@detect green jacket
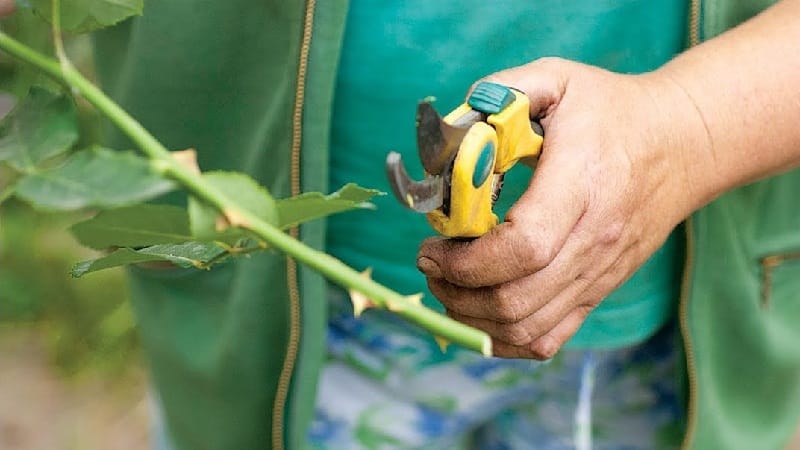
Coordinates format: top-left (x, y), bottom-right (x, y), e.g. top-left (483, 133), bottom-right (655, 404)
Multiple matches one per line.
top-left (94, 1), bottom-right (800, 449)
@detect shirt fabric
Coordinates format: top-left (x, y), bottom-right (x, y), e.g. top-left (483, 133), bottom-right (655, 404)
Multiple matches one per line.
top-left (327, 0), bottom-right (688, 349)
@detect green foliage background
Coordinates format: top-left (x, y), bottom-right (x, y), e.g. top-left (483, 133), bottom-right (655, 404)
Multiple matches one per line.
top-left (0, 199), bottom-right (139, 376)
top-left (0, 13), bottom-right (138, 377)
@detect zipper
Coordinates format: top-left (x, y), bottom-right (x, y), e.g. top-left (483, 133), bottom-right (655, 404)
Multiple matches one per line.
top-left (688, 0), bottom-right (701, 47)
top-left (678, 218), bottom-right (698, 450)
top-left (679, 2), bottom-right (702, 449)
top-left (272, 1), bottom-right (317, 449)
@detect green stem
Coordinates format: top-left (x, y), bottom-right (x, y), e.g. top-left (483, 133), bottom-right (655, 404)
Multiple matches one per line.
top-left (0, 31), bottom-right (492, 356)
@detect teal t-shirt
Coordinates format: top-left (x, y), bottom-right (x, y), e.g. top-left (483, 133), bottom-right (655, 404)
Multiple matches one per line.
top-left (327, 0), bottom-right (687, 349)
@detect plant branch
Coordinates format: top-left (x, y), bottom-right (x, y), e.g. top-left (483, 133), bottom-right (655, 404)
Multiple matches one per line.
top-left (0, 31), bottom-right (492, 356)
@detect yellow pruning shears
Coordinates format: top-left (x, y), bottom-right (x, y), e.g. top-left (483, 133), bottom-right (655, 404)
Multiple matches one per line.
top-left (386, 82), bottom-right (544, 237)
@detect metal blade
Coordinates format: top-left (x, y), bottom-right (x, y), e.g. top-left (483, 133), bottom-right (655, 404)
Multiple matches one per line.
top-left (385, 151), bottom-right (444, 213)
top-left (416, 101), bottom-right (469, 175)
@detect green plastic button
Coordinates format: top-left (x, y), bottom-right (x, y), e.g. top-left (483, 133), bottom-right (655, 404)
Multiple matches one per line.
top-left (472, 142), bottom-right (496, 188)
top-left (468, 82), bottom-right (514, 114)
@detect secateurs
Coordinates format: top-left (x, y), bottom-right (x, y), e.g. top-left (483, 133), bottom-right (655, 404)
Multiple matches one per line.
top-left (385, 81), bottom-right (544, 238)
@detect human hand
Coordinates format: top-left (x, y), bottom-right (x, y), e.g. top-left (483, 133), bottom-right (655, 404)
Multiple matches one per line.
top-left (0, 0), bottom-right (14, 17)
top-left (417, 58), bottom-right (714, 359)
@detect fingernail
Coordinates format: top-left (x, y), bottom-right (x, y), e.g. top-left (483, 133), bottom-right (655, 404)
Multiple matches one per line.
top-left (416, 256), bottom-right (442, 278)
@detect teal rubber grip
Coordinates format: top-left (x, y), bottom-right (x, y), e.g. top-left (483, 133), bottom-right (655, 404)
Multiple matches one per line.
top-left (468, 82), bottom-right (514, 115)
top-left (472, 142), bottom-right (496, 188)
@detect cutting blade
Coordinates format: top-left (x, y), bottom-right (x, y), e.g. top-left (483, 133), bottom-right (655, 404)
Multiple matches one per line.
top-left (385, 151), bottom-right (444, 213)
top-left (416, 101), bottom-right (469, 175)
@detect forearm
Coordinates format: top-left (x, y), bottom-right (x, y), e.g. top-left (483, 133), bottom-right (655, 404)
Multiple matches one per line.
top-left (657, 0), bottom-right (800, 207)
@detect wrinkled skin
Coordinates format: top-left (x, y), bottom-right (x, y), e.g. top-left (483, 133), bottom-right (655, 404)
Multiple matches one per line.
top-left (418, 0), bottom-right (800, 360)
top-left (417, 57), bottom-right (713, 360)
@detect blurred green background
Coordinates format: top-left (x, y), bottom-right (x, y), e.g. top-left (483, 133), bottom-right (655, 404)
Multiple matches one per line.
top-left (0, 198), bottom-right (139, 376)
top-left (0, 12), bottom-right (149, 450)
top-left (0, 9), bottom-right (139, 381)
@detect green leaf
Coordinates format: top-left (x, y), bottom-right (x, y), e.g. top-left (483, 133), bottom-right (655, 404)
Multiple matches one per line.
top-left (188, 171), bottom-right (277, 242)
top-left (29, 0), bottom-right (144, 33)
top-left (0, 87), bottom-right (79, 171)
top-left (14, 146), bottom-right (175, 211)
top-left (70, 204), bottom-right (192, 250)
top-left (0, 184), bottom-right (15, 205)
top-left (71, 242), bottom-right (227, 277)
top-left (276, 183), bottom-right (383, 229)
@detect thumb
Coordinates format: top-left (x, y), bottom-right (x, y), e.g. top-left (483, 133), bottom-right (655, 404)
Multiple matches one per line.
top-left (477, 57), bottom-right (572, 120)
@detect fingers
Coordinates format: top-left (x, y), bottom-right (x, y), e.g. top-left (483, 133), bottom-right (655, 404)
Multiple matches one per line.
top-left (417, 149), bottom-right (587, 288)
top-left (491, 306), bottom-right (594, 360)
top-left (445, 280), bottom-right (594, 359)
top-left (427, 277), bottom-right (549, 324)
top-left (425, 227), bottom-right (591, 322)
top-left (439, 235), bottom-right (638, 359)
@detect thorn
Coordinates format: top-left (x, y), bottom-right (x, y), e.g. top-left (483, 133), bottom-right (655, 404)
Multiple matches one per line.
top-left (385, 299), bottom-right (403, 312)
top-left (434, 336), bottom-right (450, 353)
top-left (215, 215), bottom-right (230, 232)
top-left (350, 291), bottom-right (374, 317)
top-left (172, 148), bottom-right (201, 175)
top-left (348, 269), bottom-right (375, 318)
top-left (222, 207), bottom-right (251, 229)
top-left (405, 293), bottom-right (423, 306)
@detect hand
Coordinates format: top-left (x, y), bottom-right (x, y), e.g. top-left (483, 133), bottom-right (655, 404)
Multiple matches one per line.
top-left (417, 57), bottom-right (713, 359)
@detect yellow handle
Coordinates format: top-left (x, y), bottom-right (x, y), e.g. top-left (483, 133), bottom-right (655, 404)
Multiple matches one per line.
top-left (427, 122), bottom-right (499, 237)
top-left (426, 85), bottom-right (543, 237)
top-left (488, 89), bottom-right (543, 172)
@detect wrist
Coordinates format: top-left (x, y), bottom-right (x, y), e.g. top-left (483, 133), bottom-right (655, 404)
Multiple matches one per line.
top-left (639, 69), bottom-right (722, 217)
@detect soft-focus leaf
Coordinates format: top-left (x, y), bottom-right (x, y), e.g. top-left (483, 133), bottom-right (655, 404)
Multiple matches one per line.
top-left (276, 183), bottom-right (383, 229)
top-left (0, 87), bottom-right (79, 171)
top-left (0, 10), bottom-right (61, 96)
top-left (0, 183), bottom-right (15, 205)
top-left (188, 171), bottom-right (277, 242)
top-left (14, 146), bottom-right (175, 210)
top-left (71, 242), bottom-right (227, 277)
top-left (29, 0), bottom-right (144, 33)
top-left (70, 204), bottom-right (191, 249)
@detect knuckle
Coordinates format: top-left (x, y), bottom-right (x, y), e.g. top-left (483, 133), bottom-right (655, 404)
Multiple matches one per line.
top-left (508, 222), bottom-right (557, 270)
top-left (534, 56), bottom-right (566, 69)
top-left (447, 258), bottom-right (481, 287)
top-left (598, 219), bottom-right (625, 247)
top-left (528, 335), bottom-right (560, 360)
top-left (492, 286), bottom-right (527, 324)
top-left (426, 278), bottom-right (448, 303)
top-left (497, 323), bottom-right (533, 347)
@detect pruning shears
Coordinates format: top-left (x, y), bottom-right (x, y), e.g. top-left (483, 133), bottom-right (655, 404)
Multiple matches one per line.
top-left (385, 81), bottom-right (544, 237)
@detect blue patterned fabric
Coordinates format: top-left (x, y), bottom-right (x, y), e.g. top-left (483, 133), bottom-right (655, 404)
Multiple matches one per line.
top-left (308, 290), bottom-right (683, 449)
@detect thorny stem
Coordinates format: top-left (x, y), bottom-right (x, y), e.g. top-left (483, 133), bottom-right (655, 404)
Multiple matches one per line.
top-left (0, 31), bottom-right (492, 356)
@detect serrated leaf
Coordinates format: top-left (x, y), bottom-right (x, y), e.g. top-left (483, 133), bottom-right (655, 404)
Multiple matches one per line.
top-left (188, 171), bottom-right (277, 242)
top-left (70, 204), bottom-right (192, 250)
top-left (29, 0), bottom-right (144, 33)
top-left (14, 146), bottom-right (175, 211)
top-left (0, 87), bottom-right (79, 171)
top-left (276, 183), bottom-right (383, 229)
top-left (71, 241), bottom-right (227, 277)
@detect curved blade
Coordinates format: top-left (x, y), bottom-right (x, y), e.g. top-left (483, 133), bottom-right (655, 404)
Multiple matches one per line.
top-left (416, 101), bottom-right (468, 175)
top-left (385, 151), bottom-right (443, 213)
